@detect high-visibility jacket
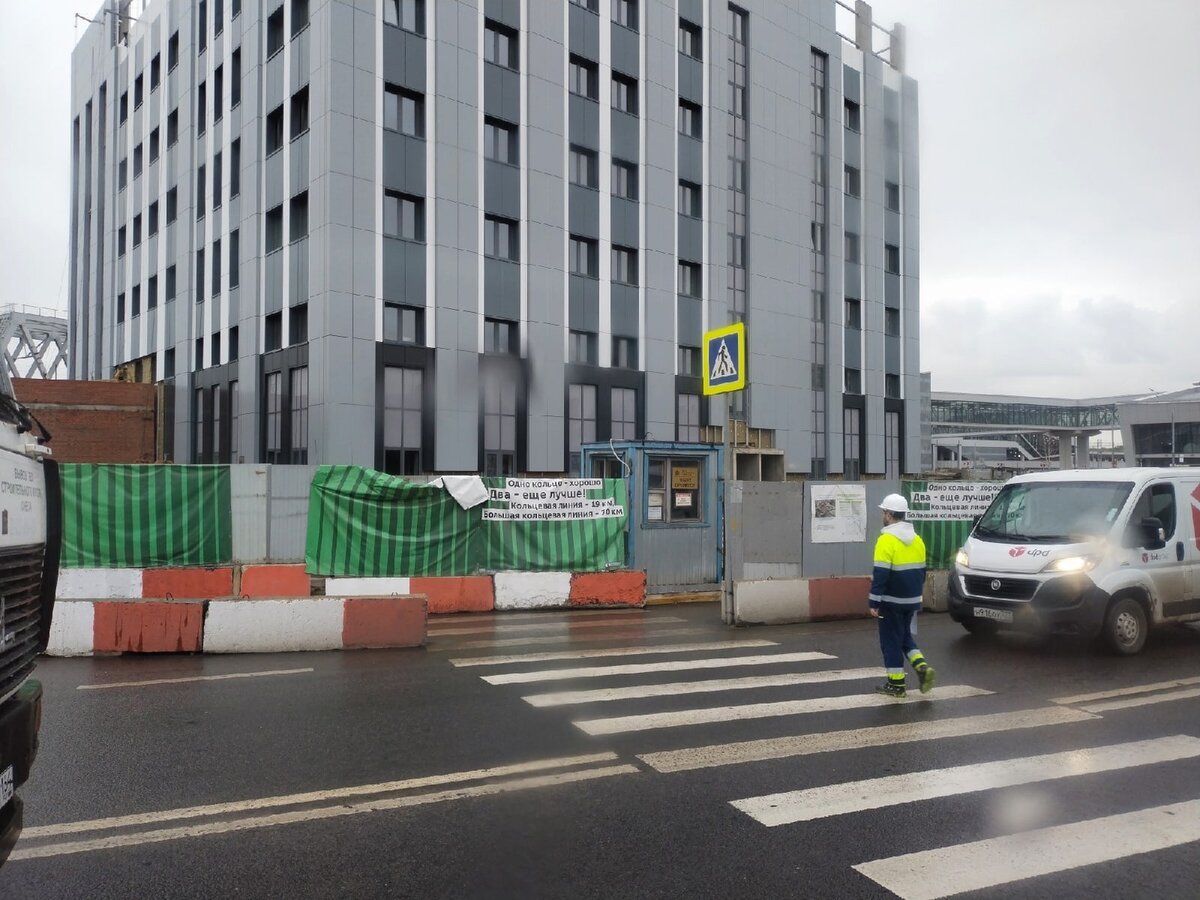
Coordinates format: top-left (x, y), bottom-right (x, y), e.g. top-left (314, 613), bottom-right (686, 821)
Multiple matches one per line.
top-left (868, 522), bottom-right (926, 609)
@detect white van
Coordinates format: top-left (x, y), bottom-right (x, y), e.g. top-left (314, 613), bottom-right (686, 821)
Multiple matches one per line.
top-left (948, 467), bottom-right (1200, 654)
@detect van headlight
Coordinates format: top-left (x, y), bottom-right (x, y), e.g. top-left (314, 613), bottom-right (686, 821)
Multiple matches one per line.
top-left (1043, 555), bottom-right (1099, 574)
top-left (955, 549), bottom-right (969, 568)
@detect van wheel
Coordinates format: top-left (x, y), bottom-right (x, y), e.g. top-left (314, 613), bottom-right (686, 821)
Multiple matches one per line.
top-left (1103, 597), bottom-right (1148, 655)
top-left (961, 618), bottom-right (999, 636)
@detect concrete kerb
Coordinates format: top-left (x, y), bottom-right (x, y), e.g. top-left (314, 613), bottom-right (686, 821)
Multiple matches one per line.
top-left (734, 577), bottom-right (873, 626)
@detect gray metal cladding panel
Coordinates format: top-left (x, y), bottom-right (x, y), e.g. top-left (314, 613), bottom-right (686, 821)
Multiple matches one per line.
top-left (844, 134), bottom-right (860, 168)
top-left (383, 26), bottom-right (427, 91)
top-left (383, 237), bottom-right (427, 305)
top-left (677, 214), bottom-right (702, 262)
top-left (885, 335), bottom-right (900, 374)
top-left (885, 151), bottom-right (901, 183)
top-left (265, 150), bottom-right (285, 210)
top-left (383, 131), bottom-right (427, 195)
top-left (843, 65), bottom-right (861, 101)
top-left (611, 284), bottom-right (639, 337)
top-left (677, 295), bottom-right (702, 346)
top-left (844, 329), bottom-right (862, 369)
top-left (268, 464), bottom-right (322, 561)
top-left (484, 257), bottom-right (520, 320)
top-left (611, 110), bottom-right (639, 161)
top-left (568, 3), bottom-right (600, 59)
top-left (677, 135), bottom-right (702, 183)
top-left (289, 237), bottom-right (309, 307)
top-left (800, 480), bottom-right (897, 578)
top-left (611, 23), bottom-right (639, 77)
top-left (569, 95), bottom-right (600, 149)
top-left (484, 64), bottom-right (520, 122)
top-left (265, 52), bottom-right (285, 112)
top-left (678, 55), bottom-right (702, 104)
top-left (640, 523), bottom-right (718, 589)
top-left (485, 0), bottom-right (520, 30)
top-left (484, 160), bottom-right (520, 216)
top-left (290, 131), bottom-right (310, 195)
top-left (844, 200), bottom-right (861, 235)
top-left (611, 197), bottom-right (639, 245)
top-left (228, 286), bottom-right (240, 323)
top-left (885, 272), bottom-right (900, 308)
top-left (568, 185), bottom-right (600, 237)
top-left (679, 0), bottom-right (703, 25)
top-left (291, 28), bottom-right (311, 93)
top-left (265, 250), bottom-right (284, 314)
top-left (845, 261), bottom-right (862, 298)
top-left (569, 275), bottom-right (600, 331)
top-left (727, 482), bottom-right (805, 582)
top-left (885, 210), bottom-right (900, 244)
top-left (230, 464), bottom-right (269, 563)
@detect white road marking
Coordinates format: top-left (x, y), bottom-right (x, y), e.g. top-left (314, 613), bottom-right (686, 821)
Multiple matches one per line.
top-left (733, 735), bottom-right (1200, 826)
top-left (10, 764), bottom-right (639, 862)
top-left (853, 799), bottom-right (1200, 900)
top-left (640, 706), bottom-right (1098, 773)
top-left (482, 651), bottom-right (836, 685)
top-left (428, 615), bottom-right (684, 637)
top-left (577, 685), bottom-right (991, 736)
top-left (450, 639), bottom-right (778, 667)
top-left (523, 668), bottom-right (880, 707)
top-left (1079, 686), bottom-right (1200, 714)
top-left (20, 752), bottom-right (621, 840)
top-left (431, 627), bottom-right (708, 651)
top-left (1052, 676), bottom-right (1200, 706)
top-left (77, 668), bottom-right (315, 691)
top-left (433, 608), bottom-right (661, 624)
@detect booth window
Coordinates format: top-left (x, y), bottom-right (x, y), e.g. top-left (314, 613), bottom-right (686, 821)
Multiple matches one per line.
top-left (647, 457), bottom-right (702, 524)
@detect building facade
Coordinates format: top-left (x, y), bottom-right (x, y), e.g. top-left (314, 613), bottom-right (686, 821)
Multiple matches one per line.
top-left (69, 0), bottom-right (920, 475)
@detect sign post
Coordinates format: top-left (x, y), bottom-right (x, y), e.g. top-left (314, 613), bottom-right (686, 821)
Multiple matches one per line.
top-left (703, 322), bottom-right (746, 626)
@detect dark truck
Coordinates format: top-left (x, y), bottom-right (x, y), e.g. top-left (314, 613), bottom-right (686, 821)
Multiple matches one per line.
top-left (0, 375), bottom-right (60, 867)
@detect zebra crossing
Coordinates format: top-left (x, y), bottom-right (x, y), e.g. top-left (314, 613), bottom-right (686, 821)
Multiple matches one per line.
top-left (431, 609), bottom-right (1200, 898)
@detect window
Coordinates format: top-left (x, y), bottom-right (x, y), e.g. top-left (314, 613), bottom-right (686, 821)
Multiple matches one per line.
top-left (149, 127), bottom-right (160, 162)
top-left (384, 0), bottom-right (425, 35)
top-left (196, 164), bottom-right (206, 219)
top-left (886, 181), bottom-right (900, 212)
top-left (292, 0), bottom-right (309, 36)
top-left (811, 222), bottom-right (824, 253)
top-left (569, 146), bottom-right (598, 188)
top-left (845, 367), bottom-right (862, 395)
top-left (677, 394), bottom-right (701, 442)
top-left (167, 108), bottom-right (179, 145)
top-left (567, 384), bottom-right (597, 474)
top-left (569, 236), bottom-right (598, 277)
top-left (570, 0), bottom-right (598, 10)
top-left (212, 238), bottom-right (221, 295)
top-left (211, 384), bottom-right (222, 460)
top-left (148, 201), bottom-right (159, 236)
top-left (484, 117), bottom-right (517, 164)
top-left (198, 0), bottom-right (208, 51)
top-left (119, 91), bottom-right (128, 123)
top-left (844, 99), bottom-right (860, 132)
top-left (844, 407), bottom-right (862, 479)
top-left (231, 139), bottom-right (241, 196)
top-left (844, 165), bottom-right (860, 198)
top-left (266, 205), bottom-right (284, 252)
top-left (231, 49), bottom-right (242, 107)
top-left (611, 388), bottom-right (637, 440)
top-left (611, 246), bottom-right (637, 285)
top-left (648, 457), bottom-right (702, 523)
top-left (569, 330), bottom-right (597, 365)
top-left (885, 307), bottom-right (900, 336)
top-left (728, 233), bottom-right (745, 267)
top-left (266, 104), bottom-right (284, 154)
top-left (845, 232), bottom-right (859, 264)
top-left (885, 243), bottom-right (901, 274)
top-left (168, 32), bottom-right (179, 71)
top-left (166, 265), bottom-right (177, 301)
top-left (612, 160), bottom-right (637, 200)
top-left (229, 380), bottom-right (239, 460)
top-left (134, 74), bottom-right (144, 109)
top-left (132, 214), bottom-right (142, 247)
top-left (483, 376), bottom-right (517, 476)
top-left (289, 192), bottom-right (309, 241)
top-left (384, 366), bottom-right (424, 475)
top-left (678, 180), bottom-right (701, 217)
top-left (383, 191), bottom-right (424, 240)
top-left (118, 226), bottom-right (127, 256)
top-left (484, 20), bottom-right (517, 69)
top-left (229, 327), bottom-right (239, 360)
top-left (384, 303), bottom-right (425, 344)
top-left (845, 298), bottom-right (861, 329)
top-left (484, 215), bottom-right (518, 261)
top-left (229, 230), bottom-right (240, 287)
top-left (612, 336), bottom-right (637, 369)
top-left (678, 100), bottom-right (701, 138)
top-left (484, 317), bottom-right (517, 354)
top-left (611, 74), bottom-right (638, 115)
top-left (267, 5), bottom-right (285, 57)
top-left (569, 56), bottom-right (598, 100)
top-left (117, 292), bottom-right (126, 323)
top-left (885, 374), bottom-right (901, 399)
top-left (290, 86), bottom-right (309, 138)
top-left (132, 284), bottom-right (141, 317)
top-left (384, 85), bottom-right (424, 137)
top-left (265, 311), bottom-right (283, 351)
top-left (678, 261), bottom-right (701, 297)
top-left (1126, 484), bottom-right (1178, 545)
top-left (213, 65), bottom-right (223, 122)
top-left (197, 81), bottom-right (206, 135)
top-left (195, 387), bottom-right (207, 460)
top-left (678, 345), bottom-right (700, 376)
top-left (264, 371), bottom-right (282, 462)
top-left (884, 411), bottom-right (901, 479)
top-left (150, 54), bottom-right (161, 90)
top-left (213, 151), bottom-right (222, 209)
top-left (196, 247), bottom-right (205, 298)
top-left (884, 117), bottom-right (899, 148)
top-left (289, 366), bottom-right (308, 462)
top-left (679, 20), bottom-right (702, 60)
top-left (613, 0), bottom-right (637, 29)
top-left (290, 304), bottom-right (308, 344)
top-left (233, 0), bottom-right (241, 18)
top-left (214, 0), bottom-right (224, 34)
top-left (812, 363), bottom-right (825, 390)
top-left (118, 158), bottom-right (128, 190)
top-left (133, 142), bottom-right (143, 177)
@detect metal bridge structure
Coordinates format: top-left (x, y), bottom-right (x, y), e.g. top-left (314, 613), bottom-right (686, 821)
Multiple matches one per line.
top-left (0, 305), bottom-right (69, 381)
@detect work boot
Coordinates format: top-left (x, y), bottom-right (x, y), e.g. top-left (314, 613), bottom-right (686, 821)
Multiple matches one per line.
top-left (915, 662), bottom-right (936, 694)
top-left (874, 680), bottom-right (906, 699)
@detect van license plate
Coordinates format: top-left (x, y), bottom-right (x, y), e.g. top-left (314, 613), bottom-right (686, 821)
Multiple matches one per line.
top-left (0, 765), bottom-right (13, 807)
top-left (974, 607), bottom-right (1014, 623)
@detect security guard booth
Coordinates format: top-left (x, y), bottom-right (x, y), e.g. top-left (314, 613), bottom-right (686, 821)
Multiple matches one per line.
top-left (582, 440), bottom-right (723, 594)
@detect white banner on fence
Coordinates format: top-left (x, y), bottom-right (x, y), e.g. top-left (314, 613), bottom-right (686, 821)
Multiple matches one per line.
top-left (811, 485), bottom-right (867, 544)
top-left (483, 479), bottom-right (625, 522)
top-left (907, 482), bottom-right (1002, 522)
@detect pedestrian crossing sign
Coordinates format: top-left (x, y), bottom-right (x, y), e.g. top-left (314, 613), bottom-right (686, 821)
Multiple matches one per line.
top-left (702, 323), bottom-right (746, 395)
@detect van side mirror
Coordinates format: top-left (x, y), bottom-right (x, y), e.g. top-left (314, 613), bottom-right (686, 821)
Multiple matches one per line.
top-left (1140, 516), bottom-right (1166, 551)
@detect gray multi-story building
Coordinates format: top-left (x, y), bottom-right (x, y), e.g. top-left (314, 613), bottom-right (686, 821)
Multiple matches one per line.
top-left (69, 0), bottom-right (920, 477)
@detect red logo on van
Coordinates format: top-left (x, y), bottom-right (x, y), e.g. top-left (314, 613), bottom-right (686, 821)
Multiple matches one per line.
top-left (1009, 547), bottom-right (1026, 558)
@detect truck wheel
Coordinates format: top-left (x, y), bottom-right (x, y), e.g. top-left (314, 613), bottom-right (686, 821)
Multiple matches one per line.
top-left (1103, 597), bottom-right (1148, 655)
top-left (961, 618), bottom-right (999, 636)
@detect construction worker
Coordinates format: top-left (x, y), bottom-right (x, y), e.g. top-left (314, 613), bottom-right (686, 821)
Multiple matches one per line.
top-left (869, 494), bottom-right (935, 698)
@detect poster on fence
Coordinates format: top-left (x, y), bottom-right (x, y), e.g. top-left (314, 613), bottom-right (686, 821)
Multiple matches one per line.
top-left (482, 479), bottom-right (625, 522)
top-left (810, 484), bottom-right (867, 544)
top-left (903, 480), bottom-right (1003, 569)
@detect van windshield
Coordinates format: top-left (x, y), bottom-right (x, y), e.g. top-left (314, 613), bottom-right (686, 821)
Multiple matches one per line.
top-left (975, 481), bottom-right (1134, 543)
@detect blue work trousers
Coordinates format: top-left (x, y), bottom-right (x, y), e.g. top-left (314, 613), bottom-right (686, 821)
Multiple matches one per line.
top-left (877, 603), bottom-right (920, 676)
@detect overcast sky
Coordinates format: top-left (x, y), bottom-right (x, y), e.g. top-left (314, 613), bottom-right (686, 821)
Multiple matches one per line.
top-left (2, 1), bottom-right (1197, 398)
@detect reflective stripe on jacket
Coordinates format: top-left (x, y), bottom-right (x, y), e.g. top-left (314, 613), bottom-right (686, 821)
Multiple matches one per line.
top-left (869, 522), bottom-right (926, 608)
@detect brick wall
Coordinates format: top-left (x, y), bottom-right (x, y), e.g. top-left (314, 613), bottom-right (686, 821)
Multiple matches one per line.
top-left (13, 379), bottom-right (159, 463)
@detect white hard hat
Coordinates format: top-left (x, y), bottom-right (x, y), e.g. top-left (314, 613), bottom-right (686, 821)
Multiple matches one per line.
top-left (879, 493), bottom-right (909, 514)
